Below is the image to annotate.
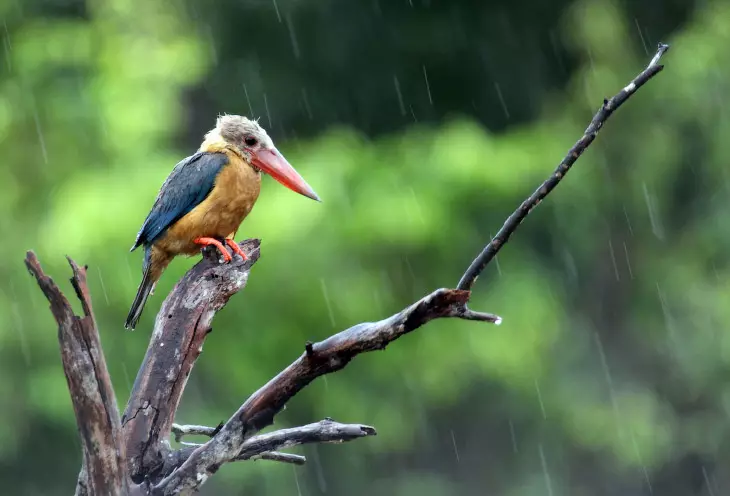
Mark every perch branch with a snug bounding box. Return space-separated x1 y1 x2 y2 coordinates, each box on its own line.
121 239 260 483
25 252 129 495
154 43 670 495
456 42 670 292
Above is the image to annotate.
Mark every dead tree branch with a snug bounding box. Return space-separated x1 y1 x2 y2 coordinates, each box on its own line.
153 43 671 495
27 43 669 496
25 253 129 495
121 239 260 483
163 419 373 477
170 424 220 442
456 42 670 293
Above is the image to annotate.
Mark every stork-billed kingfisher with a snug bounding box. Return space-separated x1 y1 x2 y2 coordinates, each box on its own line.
125 114 320 329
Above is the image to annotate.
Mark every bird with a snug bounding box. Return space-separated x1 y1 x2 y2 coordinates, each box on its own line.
125 114 320 330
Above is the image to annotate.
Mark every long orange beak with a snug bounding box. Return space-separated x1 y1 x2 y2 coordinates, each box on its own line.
251 148 321 202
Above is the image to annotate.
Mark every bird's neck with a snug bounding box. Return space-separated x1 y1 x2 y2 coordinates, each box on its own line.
199 131 245 161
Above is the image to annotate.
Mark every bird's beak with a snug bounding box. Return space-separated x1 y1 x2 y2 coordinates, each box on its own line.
251 148 321 202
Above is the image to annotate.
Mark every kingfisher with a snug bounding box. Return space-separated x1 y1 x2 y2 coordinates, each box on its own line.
125 114 320 329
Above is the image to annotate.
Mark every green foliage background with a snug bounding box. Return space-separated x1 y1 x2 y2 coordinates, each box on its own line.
1 0 728 494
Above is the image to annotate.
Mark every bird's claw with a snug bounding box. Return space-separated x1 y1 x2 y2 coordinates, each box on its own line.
225 239 248 260
194 237 232 263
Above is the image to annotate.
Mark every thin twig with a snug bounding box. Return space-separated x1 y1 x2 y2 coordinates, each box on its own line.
171 424 219 442
235 419 376 461
161 419 374 481
456 43 670 293
252 452 306 465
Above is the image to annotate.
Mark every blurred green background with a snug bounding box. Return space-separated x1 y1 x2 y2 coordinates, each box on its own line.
1 0 728 494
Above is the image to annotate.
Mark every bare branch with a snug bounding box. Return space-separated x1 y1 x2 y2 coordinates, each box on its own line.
25 252 129 495
152 44 671 495
252 452 307 465
456 42 670 293
160 420 374 484
154 288 480 493
171 424 220 442
121 239 260 483
235 419 376 461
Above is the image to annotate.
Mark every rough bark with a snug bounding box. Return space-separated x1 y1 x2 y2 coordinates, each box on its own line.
121 239 260 483
25 253 129 495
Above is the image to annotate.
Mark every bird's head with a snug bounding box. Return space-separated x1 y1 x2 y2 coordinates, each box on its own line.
207 114 320 202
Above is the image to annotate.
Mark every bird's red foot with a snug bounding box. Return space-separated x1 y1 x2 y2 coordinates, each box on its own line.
194 237 232 262
225 238 248 260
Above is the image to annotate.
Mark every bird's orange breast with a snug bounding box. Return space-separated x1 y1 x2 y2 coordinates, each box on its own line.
156 150 261 255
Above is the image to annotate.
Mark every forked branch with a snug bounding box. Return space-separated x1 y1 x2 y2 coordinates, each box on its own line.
25 253 129 495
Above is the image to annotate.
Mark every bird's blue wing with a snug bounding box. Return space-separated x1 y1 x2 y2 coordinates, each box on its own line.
131 151 229 250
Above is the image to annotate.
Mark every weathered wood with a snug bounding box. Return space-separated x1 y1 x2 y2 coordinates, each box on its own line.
152 288 489 494
121 239 260 483
25 253 129 495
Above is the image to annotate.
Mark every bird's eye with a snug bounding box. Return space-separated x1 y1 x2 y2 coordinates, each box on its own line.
244 136 258 147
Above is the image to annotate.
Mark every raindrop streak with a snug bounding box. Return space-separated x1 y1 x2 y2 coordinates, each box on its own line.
407 186 425 225
292 466 303 496
494 82 510 119
623 206 634 236
285 13 301 60
319 278 336 327
450 430 460 462
642 183 665 240
656 283 678 346
702 466 716 496
634 19 649 55
538 444 554 496
311 446 328 493
593 332 622 437
608 239 620 281
548 30 566 74
243 84 254 117
121 362 133 393
534 379 547 419
301 88 313 120
508 420 518 453
409 105 418 123
630 429 653 494
422 65 433 105
3 20 11 72
272 0 282 22
623 242 634 279
12 303 31 365
204 26 218 65
264 93 273 129
98 267 110 305
30 95 48 164
393 75 406 116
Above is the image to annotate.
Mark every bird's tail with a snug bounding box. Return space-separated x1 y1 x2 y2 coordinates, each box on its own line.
125 247 161 330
